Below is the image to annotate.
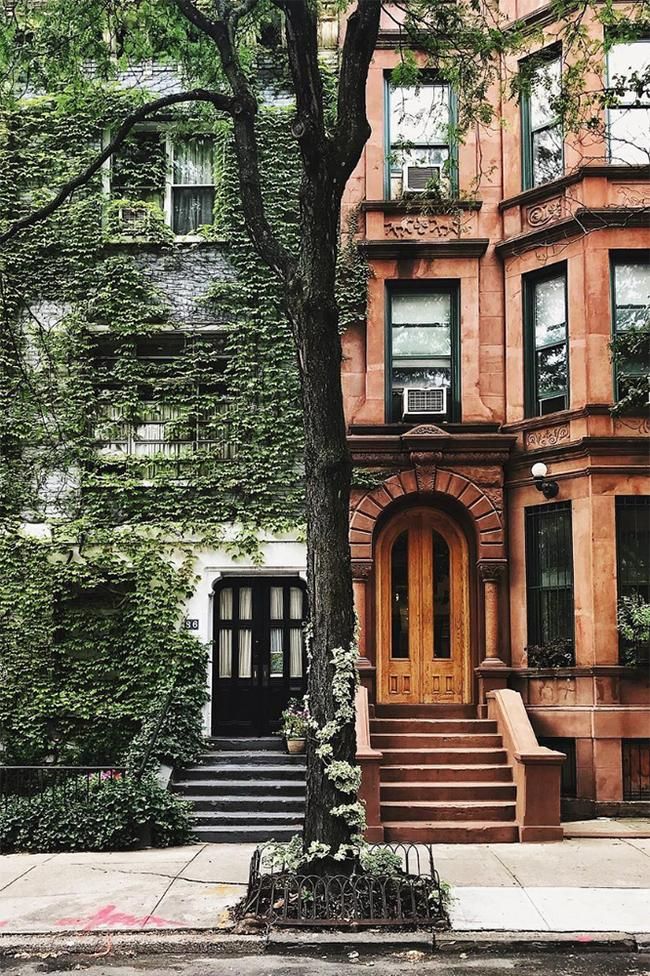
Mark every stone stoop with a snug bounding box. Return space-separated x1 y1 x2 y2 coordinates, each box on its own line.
371 706 519 843
171 737 305 843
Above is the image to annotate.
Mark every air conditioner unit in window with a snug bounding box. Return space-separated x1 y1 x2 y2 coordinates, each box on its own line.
116 204 151 237
403 386 447 416
402 162 441 193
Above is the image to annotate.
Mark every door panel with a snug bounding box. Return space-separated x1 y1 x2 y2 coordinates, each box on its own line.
212 577 307 735
377 508 470 705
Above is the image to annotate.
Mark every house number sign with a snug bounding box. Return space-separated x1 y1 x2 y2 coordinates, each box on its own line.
184 618 199 630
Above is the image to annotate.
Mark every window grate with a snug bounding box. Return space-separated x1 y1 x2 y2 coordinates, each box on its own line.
623 740 650 800
525 501 574 659
615 496 650 665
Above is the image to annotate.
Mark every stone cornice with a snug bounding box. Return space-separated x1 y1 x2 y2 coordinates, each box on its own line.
498 165 650 213
358 239 490 259
349 429 517 465
495 208 650 258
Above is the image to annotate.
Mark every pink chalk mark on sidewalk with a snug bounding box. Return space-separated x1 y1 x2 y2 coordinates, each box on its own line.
56 904 186 931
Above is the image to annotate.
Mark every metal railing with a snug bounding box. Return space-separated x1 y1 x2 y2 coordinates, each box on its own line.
0 766 126 807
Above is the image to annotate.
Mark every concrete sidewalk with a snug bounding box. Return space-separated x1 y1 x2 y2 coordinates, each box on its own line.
0 838 648 936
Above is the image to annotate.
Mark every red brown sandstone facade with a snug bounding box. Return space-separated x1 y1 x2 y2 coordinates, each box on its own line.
339 3 650 836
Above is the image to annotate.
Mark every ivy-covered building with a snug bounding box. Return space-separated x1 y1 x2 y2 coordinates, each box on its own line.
0 1 648 841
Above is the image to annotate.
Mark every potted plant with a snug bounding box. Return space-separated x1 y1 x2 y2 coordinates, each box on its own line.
280 698 309 754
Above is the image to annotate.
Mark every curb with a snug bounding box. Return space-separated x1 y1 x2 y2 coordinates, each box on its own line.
0 929 646 958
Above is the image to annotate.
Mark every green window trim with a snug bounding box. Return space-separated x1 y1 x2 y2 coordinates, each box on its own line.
610 251 650 404
384 71 459 200
615 495 650 666
385 281 461 424
523 263 569 418
520 45 564 191
524 500 575 656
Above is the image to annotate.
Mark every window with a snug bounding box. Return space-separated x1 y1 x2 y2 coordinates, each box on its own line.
611 255 650 402
524 265 569 417
169 137 215 236
616 496 650 665
607 39 650 165
525 502 574 660
387 285 459 423
521 51 563 189
108 131 215 237
92 331 233 467
386 75 455 198
623 740 650 800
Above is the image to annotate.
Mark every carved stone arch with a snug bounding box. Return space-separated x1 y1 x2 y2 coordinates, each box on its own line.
350 467 505 561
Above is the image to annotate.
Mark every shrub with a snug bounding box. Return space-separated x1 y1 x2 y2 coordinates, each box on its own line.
0 775 192 853
525 638 574 669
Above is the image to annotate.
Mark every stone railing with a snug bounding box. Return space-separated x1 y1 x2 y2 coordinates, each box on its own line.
487 688 565 842
355 685 384 842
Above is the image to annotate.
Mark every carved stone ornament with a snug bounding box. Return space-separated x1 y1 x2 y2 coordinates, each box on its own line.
615 184 650 207
614 416 650 435
404 424 447 437
525 423 570 450
384 215 470 240
477 560 508 582
526 197 566 227
351 560 373 581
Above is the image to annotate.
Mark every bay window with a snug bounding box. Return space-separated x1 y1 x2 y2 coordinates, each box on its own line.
521 51 563 189
524 265 569 417
611 255 650 403
607 39 650 165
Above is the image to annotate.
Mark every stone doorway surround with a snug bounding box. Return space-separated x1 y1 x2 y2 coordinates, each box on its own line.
347 423 517 705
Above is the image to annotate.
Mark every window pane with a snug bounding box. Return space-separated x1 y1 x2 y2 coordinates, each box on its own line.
609 108 650 164
525 504 574 649
532 125 563 184
432 531 451 660
617 500 650 588
270 628 284 676
392 326 451 357
172 188 214 235
608 41 650 106
391 531 409 659
535 275 566 347
239 587 252 619
270 587 284 619
615 263 650 331
390 84 449 144
536 344 567 399
238 629 252 678
289 587 303 619
392 292 451 325
289 629 303 678
172 138 214 184
219 587 233 620
392 365 451 390
530 59 561 129
218 629 232 677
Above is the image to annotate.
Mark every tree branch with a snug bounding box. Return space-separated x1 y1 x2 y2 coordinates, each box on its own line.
175 0 293 277
0 88 234 247
333 0 381 188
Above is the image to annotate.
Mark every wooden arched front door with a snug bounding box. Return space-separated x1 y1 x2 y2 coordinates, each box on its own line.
376 507 471 704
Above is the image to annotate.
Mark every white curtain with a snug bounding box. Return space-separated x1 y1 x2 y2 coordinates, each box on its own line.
218 630 232 678
239 587 252 620
270 587 283 620
239 629 252 678
289 587 303 620
219 588 233 620
290 628 303 678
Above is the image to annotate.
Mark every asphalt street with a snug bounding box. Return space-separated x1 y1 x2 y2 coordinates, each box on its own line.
1 951 649 975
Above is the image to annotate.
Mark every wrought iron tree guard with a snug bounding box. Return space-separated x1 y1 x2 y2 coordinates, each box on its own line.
242 843 449 932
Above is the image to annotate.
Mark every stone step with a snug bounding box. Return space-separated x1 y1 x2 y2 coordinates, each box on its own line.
372 733 503 749
192 824 303 843
191 810 305 826
381 782 516 802
179 763 306 781
172 778 306 796
381 764 513 783
380 747 508 765
191 752 306 767
383 821 519 844
185 794 305 812
371 719 498 735
380 800 516 823
374 704 477 719
203 737 284 752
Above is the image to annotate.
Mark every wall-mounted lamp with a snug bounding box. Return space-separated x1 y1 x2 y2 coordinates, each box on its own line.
531 461 559 499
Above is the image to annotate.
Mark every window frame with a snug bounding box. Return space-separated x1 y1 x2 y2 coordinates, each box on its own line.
524 500 575 654
385 280 461 424
384 71 459 200
520 45 564 191
164 133 217 240
615 495 650 665
523 262 570 418
606 34 650 166
610 250 650 403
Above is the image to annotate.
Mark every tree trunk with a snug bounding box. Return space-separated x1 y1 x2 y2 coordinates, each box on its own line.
286 178 357 862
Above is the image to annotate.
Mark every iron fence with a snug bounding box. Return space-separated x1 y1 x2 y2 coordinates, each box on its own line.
0 766 126 807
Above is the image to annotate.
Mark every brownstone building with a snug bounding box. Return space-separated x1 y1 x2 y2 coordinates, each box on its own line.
340 4 650 840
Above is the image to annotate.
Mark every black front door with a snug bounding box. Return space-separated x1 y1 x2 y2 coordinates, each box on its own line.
212 576 307 735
